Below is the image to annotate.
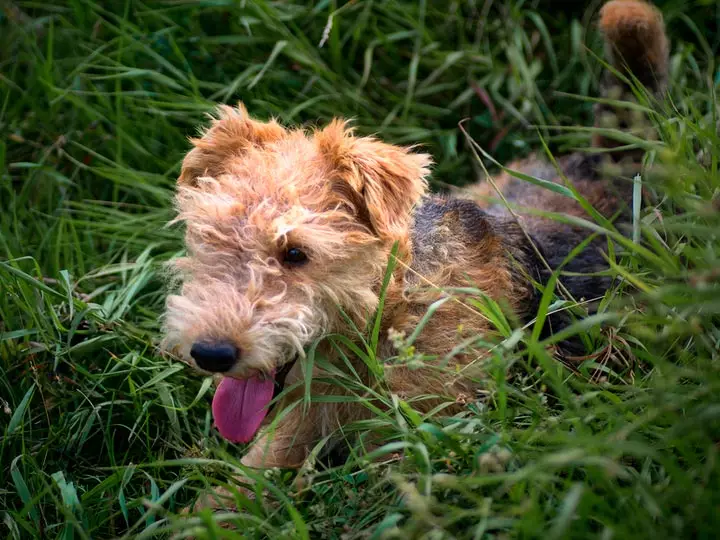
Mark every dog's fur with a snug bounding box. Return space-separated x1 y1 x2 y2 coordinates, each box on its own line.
162 0 669 510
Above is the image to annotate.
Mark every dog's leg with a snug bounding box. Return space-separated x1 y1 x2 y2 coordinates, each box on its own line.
191 401 337 512
241 410 320 470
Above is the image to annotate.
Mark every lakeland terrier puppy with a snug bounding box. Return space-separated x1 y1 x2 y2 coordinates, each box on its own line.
163 0 669 509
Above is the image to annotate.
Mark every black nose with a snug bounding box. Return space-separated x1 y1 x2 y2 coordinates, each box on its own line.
190 341 238 373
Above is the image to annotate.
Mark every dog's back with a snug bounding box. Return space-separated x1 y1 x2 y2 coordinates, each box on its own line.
410 0 669 346
472 0 667 227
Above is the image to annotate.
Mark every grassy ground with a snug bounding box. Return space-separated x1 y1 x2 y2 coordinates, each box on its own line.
1 0 720 538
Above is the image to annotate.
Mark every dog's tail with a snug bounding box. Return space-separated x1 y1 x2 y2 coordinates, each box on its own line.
593 0 669 154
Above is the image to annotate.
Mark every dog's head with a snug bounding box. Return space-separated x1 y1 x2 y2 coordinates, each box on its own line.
162 104 431 442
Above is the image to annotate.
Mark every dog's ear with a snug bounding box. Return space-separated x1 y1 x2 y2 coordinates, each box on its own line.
316 120 431 242
179 103 286 186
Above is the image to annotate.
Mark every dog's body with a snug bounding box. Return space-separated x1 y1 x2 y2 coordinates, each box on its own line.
162 0 669 509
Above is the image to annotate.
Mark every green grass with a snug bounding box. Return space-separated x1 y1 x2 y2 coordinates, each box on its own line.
1 0 720 538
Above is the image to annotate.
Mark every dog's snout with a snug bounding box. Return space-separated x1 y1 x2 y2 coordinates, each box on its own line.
190 341 239 373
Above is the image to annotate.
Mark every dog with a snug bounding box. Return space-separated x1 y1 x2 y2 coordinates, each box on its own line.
162 0 669 511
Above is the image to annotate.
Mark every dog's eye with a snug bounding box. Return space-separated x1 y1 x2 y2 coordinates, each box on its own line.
283 247 308 266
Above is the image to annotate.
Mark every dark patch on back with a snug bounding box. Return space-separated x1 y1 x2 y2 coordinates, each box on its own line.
410 192 617 357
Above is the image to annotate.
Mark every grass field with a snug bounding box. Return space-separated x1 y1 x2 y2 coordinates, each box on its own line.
2 0 720 538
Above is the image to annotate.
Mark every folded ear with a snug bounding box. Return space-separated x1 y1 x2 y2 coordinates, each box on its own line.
179 103 287 186
315 120 432 242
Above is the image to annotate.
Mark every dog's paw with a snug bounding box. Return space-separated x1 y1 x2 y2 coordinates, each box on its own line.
192 486 237 513
185 483 257 514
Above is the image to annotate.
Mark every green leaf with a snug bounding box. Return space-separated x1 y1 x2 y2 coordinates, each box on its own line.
10 456 40 527
8 385 35 434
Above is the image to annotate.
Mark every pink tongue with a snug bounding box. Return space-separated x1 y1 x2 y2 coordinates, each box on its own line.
211 373 275 443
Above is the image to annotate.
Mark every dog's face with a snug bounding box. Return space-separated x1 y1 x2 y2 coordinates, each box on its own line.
162 105 430 442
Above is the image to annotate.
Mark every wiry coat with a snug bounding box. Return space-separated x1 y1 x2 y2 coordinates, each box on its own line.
161 0 671 508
